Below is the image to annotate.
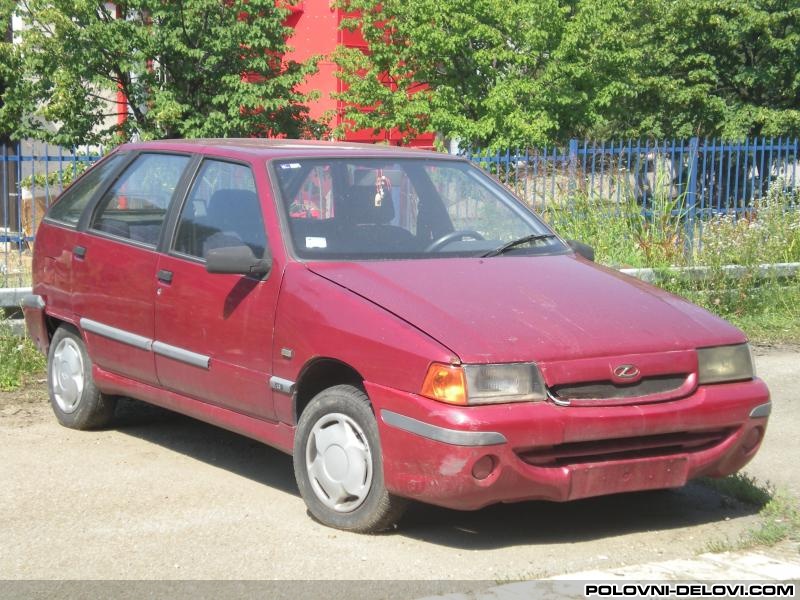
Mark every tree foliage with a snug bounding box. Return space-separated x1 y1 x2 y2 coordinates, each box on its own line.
335 0 800 147
653 0 800 139
334 0 566 148
548 0 800 140
0 0 323 145
0 0 18 144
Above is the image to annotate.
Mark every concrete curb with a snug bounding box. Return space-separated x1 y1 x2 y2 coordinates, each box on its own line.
0 286 29 309
619 262 800 284
416 549 800 600
548 549 800 581
0 288 27 337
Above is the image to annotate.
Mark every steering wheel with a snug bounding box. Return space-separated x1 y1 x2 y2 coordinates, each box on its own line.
424 230 485 252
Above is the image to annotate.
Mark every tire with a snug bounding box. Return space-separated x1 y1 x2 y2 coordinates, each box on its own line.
293 384 407 533
47 325 116 430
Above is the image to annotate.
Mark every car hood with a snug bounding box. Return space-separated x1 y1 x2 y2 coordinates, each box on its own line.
306 256 745 364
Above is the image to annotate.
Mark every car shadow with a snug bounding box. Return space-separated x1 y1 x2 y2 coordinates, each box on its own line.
397 483 758 550
112 397 299 497
111 398 761 549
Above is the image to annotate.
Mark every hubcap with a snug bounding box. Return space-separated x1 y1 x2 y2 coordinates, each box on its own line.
305 412 373 513
51 338 85 414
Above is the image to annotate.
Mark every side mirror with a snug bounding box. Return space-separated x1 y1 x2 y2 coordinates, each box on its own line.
205 245 272 277
567 239 595 262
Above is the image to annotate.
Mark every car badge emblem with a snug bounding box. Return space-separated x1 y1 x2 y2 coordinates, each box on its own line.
613 364 640 379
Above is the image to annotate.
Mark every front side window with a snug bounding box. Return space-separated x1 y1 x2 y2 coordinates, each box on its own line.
173 160 266 260
273 158 563 260
46 153 127 227
90 153 190 246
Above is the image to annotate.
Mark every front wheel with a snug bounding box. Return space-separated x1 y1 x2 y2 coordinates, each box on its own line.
293 384 407 532
47 325 116 430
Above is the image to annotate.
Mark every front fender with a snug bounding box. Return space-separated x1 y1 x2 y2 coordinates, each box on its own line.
271 263 457 420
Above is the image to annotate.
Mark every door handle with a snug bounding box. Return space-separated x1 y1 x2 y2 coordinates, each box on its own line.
157 269 173 284
73 245 86 259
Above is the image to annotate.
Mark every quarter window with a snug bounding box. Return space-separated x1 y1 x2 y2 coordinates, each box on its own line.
90 153 190 247
46 153 127 226
173 160 266 260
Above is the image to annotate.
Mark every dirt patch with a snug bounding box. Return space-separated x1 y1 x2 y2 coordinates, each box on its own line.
752 341 800 355
0 377 48 427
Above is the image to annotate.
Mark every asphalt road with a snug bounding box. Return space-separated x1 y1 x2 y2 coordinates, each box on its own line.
0 349 797 581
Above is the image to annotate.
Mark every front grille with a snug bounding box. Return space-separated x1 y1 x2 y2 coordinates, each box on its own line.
551 374 688 401
516 428 733 467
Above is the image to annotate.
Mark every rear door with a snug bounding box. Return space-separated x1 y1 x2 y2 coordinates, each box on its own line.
34 153 129 324
72 152 192 385
153 158 280 420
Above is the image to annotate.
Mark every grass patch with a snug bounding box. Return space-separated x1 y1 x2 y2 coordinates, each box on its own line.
745 491 800 548
730 314 800 346
0 322 46 391
700 473 772 507
666 277 800 345
700 474 800 552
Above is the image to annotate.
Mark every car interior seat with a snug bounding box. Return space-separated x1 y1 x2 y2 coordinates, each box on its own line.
333 185 417 252
201 188 267 259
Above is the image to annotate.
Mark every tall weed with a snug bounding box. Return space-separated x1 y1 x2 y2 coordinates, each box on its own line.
0 323 46 391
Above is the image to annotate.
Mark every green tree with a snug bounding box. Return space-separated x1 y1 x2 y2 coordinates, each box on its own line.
335 0 800 146
546 0 800 140
653 0 800 139
334 0 566 148
539 0 666 140
0 0 19 145
0 0 324 145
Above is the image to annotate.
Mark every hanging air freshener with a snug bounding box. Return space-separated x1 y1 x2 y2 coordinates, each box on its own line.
374 173 385 207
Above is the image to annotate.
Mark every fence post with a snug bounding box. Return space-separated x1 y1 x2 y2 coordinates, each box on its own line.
684 136 700 259
568 139 578 205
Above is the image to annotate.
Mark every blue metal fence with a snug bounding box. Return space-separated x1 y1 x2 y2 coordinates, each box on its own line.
2 136 799 285
1 142 103 285
465 137 800 217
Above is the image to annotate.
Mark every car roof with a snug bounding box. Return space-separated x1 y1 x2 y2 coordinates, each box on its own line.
116 138 463 161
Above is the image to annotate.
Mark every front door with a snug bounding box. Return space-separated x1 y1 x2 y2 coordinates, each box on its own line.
153 158 279 420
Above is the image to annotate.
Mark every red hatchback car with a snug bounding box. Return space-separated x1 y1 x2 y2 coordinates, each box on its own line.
24 139 770 532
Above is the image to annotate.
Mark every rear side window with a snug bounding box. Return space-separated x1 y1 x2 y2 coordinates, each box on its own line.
90 153 190 247
46 154 127 227
173 160 266 260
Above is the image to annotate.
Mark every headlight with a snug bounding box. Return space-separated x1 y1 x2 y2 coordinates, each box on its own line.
697 343 755 384
421 362 547 405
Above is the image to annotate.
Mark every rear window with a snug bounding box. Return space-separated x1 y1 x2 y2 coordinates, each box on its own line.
46 154 127 227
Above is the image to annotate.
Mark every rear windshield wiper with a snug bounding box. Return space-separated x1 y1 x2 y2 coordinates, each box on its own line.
480 234 557 258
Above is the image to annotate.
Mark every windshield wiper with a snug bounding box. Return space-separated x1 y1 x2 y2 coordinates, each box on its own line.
480 234 557 258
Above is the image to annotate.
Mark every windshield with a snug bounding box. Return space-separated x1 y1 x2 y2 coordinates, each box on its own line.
272 157 565 260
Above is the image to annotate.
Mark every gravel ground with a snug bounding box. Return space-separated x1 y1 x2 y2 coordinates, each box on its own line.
0 348 797 581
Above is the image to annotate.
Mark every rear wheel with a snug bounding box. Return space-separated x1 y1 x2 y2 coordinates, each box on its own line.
293 384 407 532
47 325 116 430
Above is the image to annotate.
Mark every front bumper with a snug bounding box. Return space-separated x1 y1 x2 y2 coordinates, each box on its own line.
367 378 770 511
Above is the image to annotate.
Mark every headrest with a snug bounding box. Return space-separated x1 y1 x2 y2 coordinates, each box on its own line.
335 185 395 225
207 188 261 227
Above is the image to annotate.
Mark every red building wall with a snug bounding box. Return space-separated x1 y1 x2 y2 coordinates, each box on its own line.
283 2 435 148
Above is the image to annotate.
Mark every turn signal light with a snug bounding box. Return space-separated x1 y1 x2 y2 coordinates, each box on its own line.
421 363 467 405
